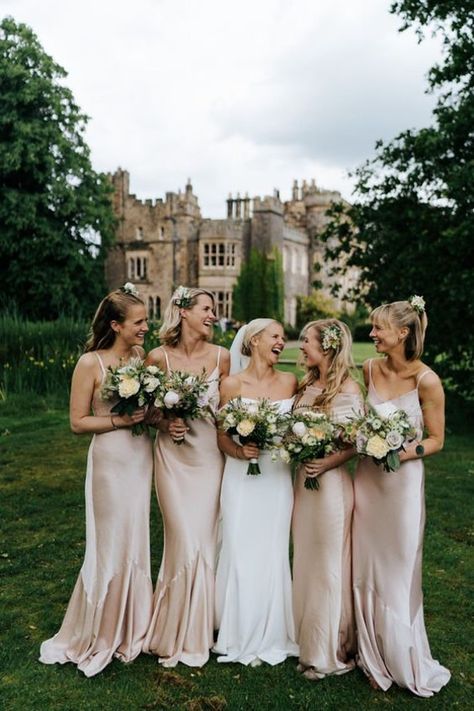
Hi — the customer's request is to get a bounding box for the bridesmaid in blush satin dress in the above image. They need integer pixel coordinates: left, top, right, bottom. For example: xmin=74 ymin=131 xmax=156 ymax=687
xmin=292 ymin=319 xmax=363 ymax=681
xmin=39 ymin=286 xmax=153 ymax=677
xmin=143 ymin=287 xmax=229 ymax=667
xmin=353 ymin=299 xmax=450 ymax=697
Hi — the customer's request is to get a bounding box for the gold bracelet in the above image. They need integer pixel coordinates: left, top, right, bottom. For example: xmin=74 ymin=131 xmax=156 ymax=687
xmin=111 ymin=415 xmax=118 ymax=430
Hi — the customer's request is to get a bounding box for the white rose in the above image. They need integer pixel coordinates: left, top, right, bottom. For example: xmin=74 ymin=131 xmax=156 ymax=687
xmin=144 ymin=376 xmax=160 ymax=393
xmin=146 ymin=365 xmax=159 ymax=375
xmin=164 ymin=390 xmax=180 ymax=408
xmin=366 ymin=435 xmax=390 ymax=459
xmin=236 ymin=419 xmax=255 ymax=437
xmin=292 ymin=421 xmax=307 ymax=437
xmin=118 ymin=375 xmax=140 ymax=398
xmin=272 ymin=435 xmax=283 ymax=445
xmin=386 ymin=430 xmax=403 ymax=449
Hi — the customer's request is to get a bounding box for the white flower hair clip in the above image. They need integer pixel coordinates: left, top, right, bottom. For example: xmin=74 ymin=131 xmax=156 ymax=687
xmin=408 ymin=295 xmax=426 ymax=315
xmin=122 ymin=282 xmax=139 ymax=297
xmin=321 ymin=325 xmax=342 ymax=352
xmin=173 ymin=285 xmax=193 ymax=309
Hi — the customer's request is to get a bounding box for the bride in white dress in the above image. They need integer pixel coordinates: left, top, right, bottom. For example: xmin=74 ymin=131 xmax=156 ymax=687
xmin=213 ymin=318 xmax=299 ymax=666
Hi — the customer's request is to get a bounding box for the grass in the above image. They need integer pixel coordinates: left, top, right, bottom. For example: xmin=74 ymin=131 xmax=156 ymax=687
xmin=281 ymin=341 xmax=377 ymax=366
xmin=1 ymin=393 xmax=473 ymax=711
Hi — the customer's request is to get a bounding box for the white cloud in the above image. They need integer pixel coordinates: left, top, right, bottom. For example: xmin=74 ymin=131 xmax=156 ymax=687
xmin=3 ymin=0 xmax=442 ymax=215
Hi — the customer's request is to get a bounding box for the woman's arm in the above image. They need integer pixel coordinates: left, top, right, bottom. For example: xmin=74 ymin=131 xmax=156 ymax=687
xmin=304 ymin=447 xmax=356 ymax=477
xmin=219 ymin=348 xmax=231 ymax=379
xmin=69 ymin=354 xmax=145 ymax=434
xmin=399 ymin=371 xmax=445 ymax=462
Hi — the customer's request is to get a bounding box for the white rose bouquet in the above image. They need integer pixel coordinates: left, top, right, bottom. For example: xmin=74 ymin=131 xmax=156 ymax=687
xmin=343 ymin=405 xmax=417 ymax=472
xmin=280 ymin=408 xmax=340 ymax=490
xmin=153 ymin=370 xmax=211 ymax=444
xmin=101 ymin=358 xmax=162 ymax=435
xmin=217 ymin=397 xmax=289 ymax=475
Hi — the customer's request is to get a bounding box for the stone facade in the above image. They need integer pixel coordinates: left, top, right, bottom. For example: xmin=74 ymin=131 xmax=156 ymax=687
xmin=105 ymin=169 xmax=352 ymax=325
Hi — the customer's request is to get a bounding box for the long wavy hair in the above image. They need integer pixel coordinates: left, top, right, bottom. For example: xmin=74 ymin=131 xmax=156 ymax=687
xmin=84 ymin=290 xmax=145 ymax=352
xmin=295 ymin=318 xmax=355 ymax=411
xmin=159 ymin=287 xmax=216 ymax=347
xmin=371 ymin=300 xmax=427 ymax=361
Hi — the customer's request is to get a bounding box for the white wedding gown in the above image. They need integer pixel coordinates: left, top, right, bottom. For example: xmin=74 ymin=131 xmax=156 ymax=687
xmin=213 ymin=397 xmax=298 ymax=666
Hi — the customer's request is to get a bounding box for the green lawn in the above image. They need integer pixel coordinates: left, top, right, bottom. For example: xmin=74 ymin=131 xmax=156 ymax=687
xmin=281 ymin=341 xmax=377 ymax=366
xmin=0 ymin=394 xmax=472 ymax=710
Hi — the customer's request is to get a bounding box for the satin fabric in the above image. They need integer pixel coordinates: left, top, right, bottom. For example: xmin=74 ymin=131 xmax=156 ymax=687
xmin=143 ymin=356 xmax=224 ymax=667
xmin=213 ymin=398 xmax=299 ymax=666
xmin=39 ymin=352 xmax=153 ymax=677
xmin=292 ymin=388 xmax=363 ymax=678
xmin=352 ymin=361 xmax=451 ymax=696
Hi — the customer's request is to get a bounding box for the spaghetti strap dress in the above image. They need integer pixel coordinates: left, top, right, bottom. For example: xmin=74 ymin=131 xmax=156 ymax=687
xmin=39 ymin=350 xmax=153 ymax=677
xmin=292 ymin=387 xmax=363 ymax=678
xmin=352 ymin=360 xmax=451 ymax=696
xmin=143 ymin=347 xmax=225 ymax=667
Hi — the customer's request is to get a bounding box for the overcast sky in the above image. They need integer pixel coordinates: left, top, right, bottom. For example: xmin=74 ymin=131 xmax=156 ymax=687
xmin=3 ymin=0 xmax=441 ymax=216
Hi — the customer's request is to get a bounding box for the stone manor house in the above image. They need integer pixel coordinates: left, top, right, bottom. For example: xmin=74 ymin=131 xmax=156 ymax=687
xmin=105 ymin=169 xmax=352 ymax=325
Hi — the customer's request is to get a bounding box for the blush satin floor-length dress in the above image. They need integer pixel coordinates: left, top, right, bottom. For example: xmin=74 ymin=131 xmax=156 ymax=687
xmin=352 ymin=359 xmax=451 ymax=697
xmin=143 ymin=347 xmax=225 ymax=667
xmin=292 ymin=386 xmax=363 ymax=678
xmin=39 ymin=351 xmax=154 ymax=677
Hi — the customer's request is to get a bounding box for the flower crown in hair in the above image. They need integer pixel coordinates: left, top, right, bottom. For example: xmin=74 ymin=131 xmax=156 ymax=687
xmin=121 ymin=282 xmax=139 ymax=297
xmin=173 ymin=285 xmax=193 ymax=309
xmin=408 ymin=295 xmax=425 ymax=315
xmin=321 ymin=325 xmax=342 ymax=352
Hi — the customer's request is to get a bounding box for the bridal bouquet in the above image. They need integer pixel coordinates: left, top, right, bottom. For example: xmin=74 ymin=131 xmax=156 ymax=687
xmin=153 ymin=370 xmax=211 ymax=444
xmin=280 ymin=408 xmax=340 ymax=490
xmin=101 ymin=358 xmax=162 ymax=435
xmin=343 ymin=406 xmax=417 ymax=472
xmin=217 ymin=397 xmax=289 ymax=475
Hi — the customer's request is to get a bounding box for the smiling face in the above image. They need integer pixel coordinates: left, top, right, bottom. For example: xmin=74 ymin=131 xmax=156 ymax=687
xmin=299 ymin=325 xmax=326 ymax=368
xmin=112 ymin=303 xmax=149 ymax=346
xmin=251 ymin=322 xmax=286 ymax=364
xmin=370 ymin=318 xmax=407 ymax=355
xmin=181 ymin=294 xmax=216 ymax=338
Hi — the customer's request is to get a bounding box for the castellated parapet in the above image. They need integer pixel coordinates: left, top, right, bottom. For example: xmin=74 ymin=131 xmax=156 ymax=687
xmin=105 ymin=170 xmax=353 ymax=325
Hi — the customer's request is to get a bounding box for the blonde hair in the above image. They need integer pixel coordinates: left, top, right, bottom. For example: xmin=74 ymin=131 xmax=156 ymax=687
xmin=241 ymin=318 xmax=278 ymax=356
xmin=296 ymin=318 xmax=355 ymax=411
xmin=84 ymin=289 xmax=145 ymax=352
xmin=371 ymin=300 xmax=427 ymax=361
xmin=159 ymin=287 xmax=215 ymax=347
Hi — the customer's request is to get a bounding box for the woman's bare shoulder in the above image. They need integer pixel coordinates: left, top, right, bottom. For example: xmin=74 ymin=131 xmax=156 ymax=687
xmin=277 ymin=369 xmax=298 ymax=395
xmin=220 ymin=374 xmax=242 ymax=394
xmin=340 ymin=377 xmax=363 ymax=395
xmin=145 ymin=347 xmax=167 ymax=367
xmin=75 ymin=352 xmax=98 ymax=371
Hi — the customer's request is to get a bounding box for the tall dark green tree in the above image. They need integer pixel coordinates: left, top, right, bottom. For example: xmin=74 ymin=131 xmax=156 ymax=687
xmin=321 ymin=1 xmax=474 ymax=397
xmin=232 ymin=248 xmax=284 ymax=323
xmin=0 ymin=17 xmax=115 ymax=319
